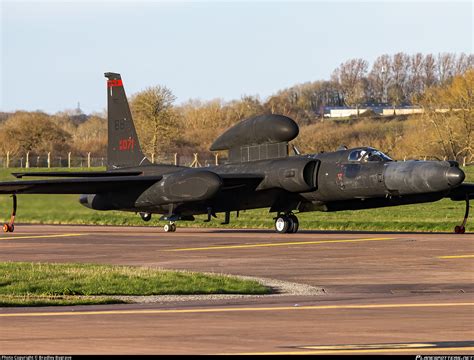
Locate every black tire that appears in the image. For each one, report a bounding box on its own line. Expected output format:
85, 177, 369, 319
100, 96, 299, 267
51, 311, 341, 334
455, 225, 465, 234
140, 212, 152, 222
288, 215, 299, 233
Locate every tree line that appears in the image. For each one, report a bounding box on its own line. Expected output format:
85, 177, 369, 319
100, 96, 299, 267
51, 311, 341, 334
0, 52, 472, 164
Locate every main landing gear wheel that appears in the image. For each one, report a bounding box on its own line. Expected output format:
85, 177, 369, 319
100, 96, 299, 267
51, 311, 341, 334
288, 214, 299, 233
274, 214, 299, 234
164, 223, 177, 232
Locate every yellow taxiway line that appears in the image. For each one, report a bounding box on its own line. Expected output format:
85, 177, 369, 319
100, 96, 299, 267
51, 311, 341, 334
438, 254, 474, 259
0, 233, 87, 241
1, 302, 472, 318
165, 236, 395, 252
164, 238, 396, 251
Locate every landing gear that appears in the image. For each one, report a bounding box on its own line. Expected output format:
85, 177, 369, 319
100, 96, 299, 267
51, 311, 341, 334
274, 213, 299, 234
454, 195, 470, 234
164, 222, 177, 232
139, 212, 152, 222
3, 223, 14, 233
288, 214, 299, 233
3, 194, 17, 233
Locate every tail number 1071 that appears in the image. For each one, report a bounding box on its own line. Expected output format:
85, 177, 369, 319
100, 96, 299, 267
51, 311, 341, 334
119, 138, 135, 151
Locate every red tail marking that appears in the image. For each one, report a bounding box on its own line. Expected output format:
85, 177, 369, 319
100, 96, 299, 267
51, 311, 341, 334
107, 79, 123, 88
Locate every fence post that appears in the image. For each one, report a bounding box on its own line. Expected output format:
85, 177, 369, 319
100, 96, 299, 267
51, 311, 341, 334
6, 151, 9, 168
174, 153, 179, 166
68, 152, 71, 168
463, 156, 466, 167
47, 152, 51, 168
87, 152, 91, 168
151, 153, 155, 164
190, 153, 201, 168
215, 153, 219, 166
26, 152, 30, 168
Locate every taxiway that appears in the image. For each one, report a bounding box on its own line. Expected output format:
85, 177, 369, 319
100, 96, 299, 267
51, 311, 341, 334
0, 225, 472, 354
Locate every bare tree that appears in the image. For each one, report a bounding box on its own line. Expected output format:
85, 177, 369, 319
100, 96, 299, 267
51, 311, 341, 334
331, 58, 369, 108
129, 86, 180, 157
368, 54, 392, 103
437, 52, 456, 84
390, 52, 411, 104
409, 53, 425, 99
423, 53, 438, 88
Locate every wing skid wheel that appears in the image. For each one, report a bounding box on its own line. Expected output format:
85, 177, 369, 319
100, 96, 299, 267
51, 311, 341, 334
454, 195, 470, 234
3, 223, 13, 233
3, 195, 17, 233
454, 225, 465, 234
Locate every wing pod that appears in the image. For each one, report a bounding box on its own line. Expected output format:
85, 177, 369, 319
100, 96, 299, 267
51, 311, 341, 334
210, 114, 299, 163
135, 169, 223, 206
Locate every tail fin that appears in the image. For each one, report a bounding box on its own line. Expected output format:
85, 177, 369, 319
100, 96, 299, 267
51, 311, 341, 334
105, 72, 150, 170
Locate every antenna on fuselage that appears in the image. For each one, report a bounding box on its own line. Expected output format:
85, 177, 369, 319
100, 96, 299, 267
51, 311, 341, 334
292, 144, 301, 155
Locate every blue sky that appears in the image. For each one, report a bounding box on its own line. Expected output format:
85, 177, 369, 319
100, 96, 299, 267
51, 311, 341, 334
1, 0, 473, 114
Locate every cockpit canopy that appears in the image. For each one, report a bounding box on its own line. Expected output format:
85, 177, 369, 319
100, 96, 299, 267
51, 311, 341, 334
348, 148, 393, 163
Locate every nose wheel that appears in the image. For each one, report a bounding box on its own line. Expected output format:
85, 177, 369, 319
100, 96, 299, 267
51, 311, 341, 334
274, 213, 299, 233
3, 194, 17, 233
454, 196, 470, 234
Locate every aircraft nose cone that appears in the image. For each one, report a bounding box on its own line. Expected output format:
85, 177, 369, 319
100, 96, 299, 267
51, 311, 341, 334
446, 166, 465, 187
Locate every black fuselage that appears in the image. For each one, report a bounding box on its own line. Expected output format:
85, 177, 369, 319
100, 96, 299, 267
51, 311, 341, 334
80, 147, 465, 218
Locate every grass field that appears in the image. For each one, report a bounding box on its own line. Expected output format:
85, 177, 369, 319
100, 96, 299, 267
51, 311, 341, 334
0, 262, 270, 306
0, 166, 472, 232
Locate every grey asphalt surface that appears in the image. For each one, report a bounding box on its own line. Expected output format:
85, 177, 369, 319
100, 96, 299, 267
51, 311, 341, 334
0, 225, 473, 354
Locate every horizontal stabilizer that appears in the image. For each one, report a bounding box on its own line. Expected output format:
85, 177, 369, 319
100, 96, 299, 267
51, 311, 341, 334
0, 175, 162, 194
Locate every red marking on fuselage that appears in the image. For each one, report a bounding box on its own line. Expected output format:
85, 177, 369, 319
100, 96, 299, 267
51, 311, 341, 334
107, 79, 123, 87
119, 138, 135, 151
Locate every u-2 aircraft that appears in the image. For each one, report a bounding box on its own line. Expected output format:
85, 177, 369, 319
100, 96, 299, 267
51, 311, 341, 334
1, 73, 473, 234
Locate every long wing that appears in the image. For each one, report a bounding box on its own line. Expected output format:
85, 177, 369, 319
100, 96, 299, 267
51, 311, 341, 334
0, 175, 162, 194
449, 183, 474, 201
11, 171, 143, 178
